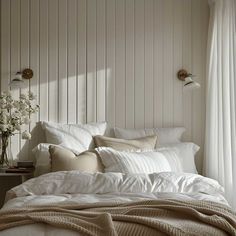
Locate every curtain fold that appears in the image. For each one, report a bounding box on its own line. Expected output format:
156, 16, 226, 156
205, 0, 236, 209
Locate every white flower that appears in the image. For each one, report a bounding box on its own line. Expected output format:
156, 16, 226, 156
1, 115, 7, 124
15, 124, 21, 131
0, 91, 39, 137
0, 98, 6, 105
29, 92, 37, 100
6, 103, 14, 109
20, 102, 27, 109
13, 101, 20, 109
11, 112, 19, 119
22, 117, 30, 124
8, 124, 13, 131
21, 110, 28, 116
22, 130, 31, 140
1, 108, 7, 114
0, 124, 8, 132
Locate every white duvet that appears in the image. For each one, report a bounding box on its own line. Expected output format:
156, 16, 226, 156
0, 171, 229, 236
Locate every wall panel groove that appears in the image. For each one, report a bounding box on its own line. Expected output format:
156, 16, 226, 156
0, 0, 209, 171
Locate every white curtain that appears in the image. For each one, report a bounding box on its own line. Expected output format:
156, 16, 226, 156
205, 0, 236, 209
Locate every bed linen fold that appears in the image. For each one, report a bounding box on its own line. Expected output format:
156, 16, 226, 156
6, 171, 225, 201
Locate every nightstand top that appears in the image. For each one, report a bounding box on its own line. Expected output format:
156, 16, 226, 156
0, 168, 34, 177
0, 172, 33, 177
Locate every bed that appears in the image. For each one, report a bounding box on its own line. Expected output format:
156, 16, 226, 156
0, 121, 235, 236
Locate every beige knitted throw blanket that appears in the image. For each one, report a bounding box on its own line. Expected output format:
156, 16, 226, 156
0, 199, 236, 236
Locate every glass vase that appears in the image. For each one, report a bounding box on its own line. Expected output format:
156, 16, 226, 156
0, 133, 13, 168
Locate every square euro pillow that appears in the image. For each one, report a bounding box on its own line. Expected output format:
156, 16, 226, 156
96, 147, 182, 174
40, 121, 107, 154
114, 127, 186, 146
93, 135, 157, 151
49, 146, 104, 173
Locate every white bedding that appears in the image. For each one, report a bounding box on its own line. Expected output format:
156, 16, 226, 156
0, 171, 229, 236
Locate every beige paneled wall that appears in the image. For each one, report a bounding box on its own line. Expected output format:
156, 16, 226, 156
0, 0, 209, 172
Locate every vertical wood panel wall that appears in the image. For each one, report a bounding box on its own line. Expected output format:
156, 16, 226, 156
0, 0, 209, 172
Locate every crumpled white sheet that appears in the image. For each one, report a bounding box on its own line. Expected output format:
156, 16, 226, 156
0, 171, 229, 236
7, 171, 225, 199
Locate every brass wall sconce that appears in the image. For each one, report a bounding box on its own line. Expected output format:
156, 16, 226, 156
177, 69, 200, 90
9, 68, 34, 88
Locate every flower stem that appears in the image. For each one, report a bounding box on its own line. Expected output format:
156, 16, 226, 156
0, 133, 9, 167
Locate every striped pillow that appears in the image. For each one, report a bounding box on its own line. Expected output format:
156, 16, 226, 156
96, 147, 182, 174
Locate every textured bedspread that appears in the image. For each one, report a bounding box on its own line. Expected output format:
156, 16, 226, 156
0, 199, 236, 236
0, 171, 232, 236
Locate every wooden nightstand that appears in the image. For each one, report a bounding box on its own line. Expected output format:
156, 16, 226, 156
0, 169, 34, 208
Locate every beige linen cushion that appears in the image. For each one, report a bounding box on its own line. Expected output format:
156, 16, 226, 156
93, 135, 157, 151
49, 145, 104, 172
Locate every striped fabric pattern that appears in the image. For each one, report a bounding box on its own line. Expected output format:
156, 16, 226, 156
96, 147, 182, 174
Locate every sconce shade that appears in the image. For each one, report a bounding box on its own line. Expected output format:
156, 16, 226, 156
9, 72, 24, 88
184, 80, 201, 91
9, 69, 33, 89
184, 76, 193, 83
177, 69, 200, 91
15, 72, 22, 80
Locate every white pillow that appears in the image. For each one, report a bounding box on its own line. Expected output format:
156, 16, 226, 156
40, 121, 107, 154
96, 147, 182, 174
32, 143, 52, 176
114, 127, 186, 146
159, 142, 200, 174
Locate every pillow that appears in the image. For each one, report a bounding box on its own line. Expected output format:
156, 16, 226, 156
32, 143, 52, 176
49, 146, 104, 173
159, 142, 200, 174
32, 143, 82, 176
93, 135, 157, 151
114, 127, 186, 146
96, 147, 181, 174
41, 121, 107, 154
